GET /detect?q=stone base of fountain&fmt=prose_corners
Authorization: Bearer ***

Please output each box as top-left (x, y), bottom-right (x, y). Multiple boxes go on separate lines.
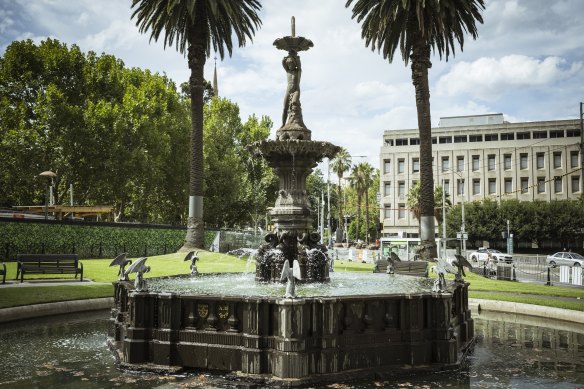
top-left (109, 276), bottom-right (474, 386)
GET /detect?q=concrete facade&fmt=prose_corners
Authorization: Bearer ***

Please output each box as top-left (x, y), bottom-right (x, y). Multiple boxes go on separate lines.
top-left (379, 115), bottom-right (582, 237)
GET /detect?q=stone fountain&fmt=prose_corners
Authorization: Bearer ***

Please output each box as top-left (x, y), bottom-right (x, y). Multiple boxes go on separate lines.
top-left (108, 18), bottom-right (474, 387)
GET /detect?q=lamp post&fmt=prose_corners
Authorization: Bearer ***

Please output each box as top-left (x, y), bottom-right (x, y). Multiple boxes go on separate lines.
top-left (580, 102), bottom-right (583, 194)
top-left (39, 170), bottom-right (57, 220)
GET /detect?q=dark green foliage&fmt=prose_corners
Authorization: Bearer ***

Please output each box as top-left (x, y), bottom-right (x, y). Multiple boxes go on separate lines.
top-left (446, 198), bottom-right (584, 249)
top-left (0, 220), bottom-right (216, 259)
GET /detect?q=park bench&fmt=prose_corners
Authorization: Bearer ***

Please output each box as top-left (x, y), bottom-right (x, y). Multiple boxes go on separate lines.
top-left (393, 261), bottom-right (428, 277)
top-left (0, 262), bottom-right (5, 284)
top-left (16, 254), bottom-right (83, 283)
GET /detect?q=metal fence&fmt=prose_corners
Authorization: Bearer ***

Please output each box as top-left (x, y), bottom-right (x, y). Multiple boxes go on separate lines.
top-left (469, 254), bottom-right (583, 287)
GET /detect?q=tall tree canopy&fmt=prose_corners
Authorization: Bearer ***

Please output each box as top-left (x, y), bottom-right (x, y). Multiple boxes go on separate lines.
top-left (346, 0), bottom-right (485, 259)
top-left (331, 148), bottom-right (352, 241)
top-left (131, 0), bottom-right (262, 250)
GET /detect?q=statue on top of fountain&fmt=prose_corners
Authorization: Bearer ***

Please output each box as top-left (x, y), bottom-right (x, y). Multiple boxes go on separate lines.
top-left (274, 16), bottom-right (313, 141)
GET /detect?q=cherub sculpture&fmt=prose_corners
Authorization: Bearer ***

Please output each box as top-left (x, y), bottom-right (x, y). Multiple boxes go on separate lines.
top-left (184, 250), bottom-right (200, 276)
top-left (280, 259), bottom-right (302, 298)
top-left (124, 256), bottom-right (150, 292)
top-left (109, 252), bottom-right (132, 281)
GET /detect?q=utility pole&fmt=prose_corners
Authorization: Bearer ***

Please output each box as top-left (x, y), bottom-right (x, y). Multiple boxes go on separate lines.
top-left (327, 160), bottom-right (332, 248)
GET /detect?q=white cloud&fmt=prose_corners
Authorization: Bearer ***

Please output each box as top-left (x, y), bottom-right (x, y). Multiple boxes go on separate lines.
top-left (436, 55), bottom-right (582, 100)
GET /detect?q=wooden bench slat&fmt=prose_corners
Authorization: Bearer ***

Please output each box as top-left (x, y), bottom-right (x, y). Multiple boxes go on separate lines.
top-left (16, 254), bottom-right (83, 283)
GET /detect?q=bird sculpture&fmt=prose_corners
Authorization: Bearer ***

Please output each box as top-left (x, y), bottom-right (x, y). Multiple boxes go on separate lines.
top-left (280, 259), bottom-right (302, 298)
top-left (432, 257), bottom-right (457, 293)
top-left (452, 254), bottom-right (473, 282)
top-left (109, 252), bottom-right (132, 281)
top-left (124, 256), bottom-right (150, 292)
top-left (386, 252), bottom-right (402, 274)
top-left (184, 250), bottom-right (200, 276)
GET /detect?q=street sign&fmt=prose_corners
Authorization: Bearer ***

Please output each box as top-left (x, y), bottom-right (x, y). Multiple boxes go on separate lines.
top-left (507, 236), bottom-right (513, 255)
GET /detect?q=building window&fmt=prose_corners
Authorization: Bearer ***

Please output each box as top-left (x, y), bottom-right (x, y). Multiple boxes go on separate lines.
top-left (432, 137), bottom-right (437, 144)
top-left (441, 156), bottom-right (449, 172)
top-left (488, 154), bottom-right (496, 171)
top-left (472, 155), bottom-right (480, 171)
top-left (537, 177), bottom-right (545, 193)
top-left (520, 153), bottom-right (528, 170)
top-left (567, 129), bottom-right (581, 137)
top-left (504, 178), bottom-right (512, 194)
top-left (572, 176), bottom-right (581, 193)
top-left (504, 154), bottom-right (512, 170)
top-left (488, 178), bottom-right (496, 195)
top-left (384, 159), bottom-right (391, 174)
top-left (554, 177), bottom-right (562, 193)
top-left (443, 179), bottom-right (450, 195)
top-left (553, 152), bottom-right (561, 169)
top-left (396, 138), bottom-right (408, 146)
top-left (384, 205), bottom-right (391, 219)
top-left (410, 138), bottom-right (420, 145)
top-left (398, 159), bottom-right (405, 173)
top-left (469, 135), bottom-right (483, 142)
top-left (517, 132), bottom-right (530, 140)
top-left (456, 156), bottom-right (464, 172)
top-left (412, 158), bottom-right (420, 173)
top-left (439, 136), bottom-right (452, 144)
top-left (398, 181), bottom-right (405, 198)
top-left (520, 177), bottom-right (528, 194)
top-left (384, 182), bottom-right (391, 196)
top-left (500, 133), bottom-right (514, 141)
top-left (533, 131), bottom-right (547, 139)
top-left (457, 179), bottom-right (465, 196)
top-left (550, 130), bottom-right (564, 138)
top-left (473, 179), bottom-right (480, 195)
top-left (571, 151), bottom-right (579, 168)
top-left (484, 134), bottom-right (498, 141)
top-left (398, 204), bottom-right (406, 219)
top-left (454, 135), bottom-right (467, 143)
top-left (536, 153), bottom-right (545, 169)
top-left (385, 139), bottom-right (394, 146)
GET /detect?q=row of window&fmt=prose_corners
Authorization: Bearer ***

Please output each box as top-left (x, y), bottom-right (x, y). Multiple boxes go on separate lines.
top-left (384, 129), bottom-right (581, 147)
top-left (383, 151), bottom-right (580, 174)
top-left (382, 176), bottom-right (581, 204)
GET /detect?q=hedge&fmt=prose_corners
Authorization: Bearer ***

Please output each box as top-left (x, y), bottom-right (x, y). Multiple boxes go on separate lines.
top-left (0, 219), bottom-right (216, 260)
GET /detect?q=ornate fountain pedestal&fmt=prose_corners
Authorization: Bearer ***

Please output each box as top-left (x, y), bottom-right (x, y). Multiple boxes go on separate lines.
top-left (109, 278), bottom-right (475, 386)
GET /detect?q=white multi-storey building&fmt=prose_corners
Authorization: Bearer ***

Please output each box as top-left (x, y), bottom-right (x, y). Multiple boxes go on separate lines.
top-left (379, 114), bottom-right (582, 238)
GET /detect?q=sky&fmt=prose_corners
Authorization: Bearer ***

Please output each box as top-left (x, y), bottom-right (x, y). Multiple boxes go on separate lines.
top-left (1, 0), bottom-right (583, 170)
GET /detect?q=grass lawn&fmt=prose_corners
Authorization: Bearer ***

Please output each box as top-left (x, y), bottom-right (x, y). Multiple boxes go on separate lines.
top-left (1, 253), bottom-right (582, 310)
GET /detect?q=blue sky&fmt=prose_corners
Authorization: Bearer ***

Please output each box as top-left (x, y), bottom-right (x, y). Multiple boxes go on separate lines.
top-left (1, 0), bottom-right (583, 168)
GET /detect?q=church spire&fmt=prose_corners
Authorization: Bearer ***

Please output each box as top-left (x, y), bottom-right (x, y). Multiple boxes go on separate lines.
top-left (212, 56), bottom-right (218, 97)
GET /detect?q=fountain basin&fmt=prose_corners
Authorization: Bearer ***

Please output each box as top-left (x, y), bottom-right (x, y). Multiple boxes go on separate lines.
top-left (109, 273), bottom-right (474, 386)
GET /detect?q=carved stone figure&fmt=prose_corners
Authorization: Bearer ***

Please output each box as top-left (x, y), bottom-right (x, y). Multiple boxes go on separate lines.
top-left (452, 254), bottom-right (473, 282)
top-left (124, 256), bottom-right (150, 292)
top-left (432, 257), bottom-right (456, 293)
top-left (280, 259), bottom-right (302, 298)
top-left (109, 252), bottom-right (131, 281)
top-left (184, 250), bottom-right (200, 276)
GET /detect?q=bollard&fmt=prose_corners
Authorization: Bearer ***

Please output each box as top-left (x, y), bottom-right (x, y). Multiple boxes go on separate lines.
top-left (483, 263), bottom-right (487, 278)
top-left (546, 267), bottom-right (551, 286)
top-left (512, 266), bottom-right (516, 281)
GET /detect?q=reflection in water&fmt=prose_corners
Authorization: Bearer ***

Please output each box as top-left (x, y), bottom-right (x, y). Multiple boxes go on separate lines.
top-left (0, 310), bottom-right (583, 388)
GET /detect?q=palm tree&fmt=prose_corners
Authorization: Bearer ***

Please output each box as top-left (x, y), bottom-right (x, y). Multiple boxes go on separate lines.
top-left (350, 162), bottom-right (375, 244)
top-left (406, 182), bottom-right (451, 235)
top-left (131, 0), bottom-right (262, 250)
top-left (330, 148), bottom-right (352, 242)
top-left (346, 0), bottom-right (484, 260)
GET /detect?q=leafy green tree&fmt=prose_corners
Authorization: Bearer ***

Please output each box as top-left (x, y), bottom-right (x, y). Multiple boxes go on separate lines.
top-left (131, 0), bottom-right (262, 250)
top-left (406, 181), bottom-right (450, 237)
top-left (346, 0), bottom-right (485, 260)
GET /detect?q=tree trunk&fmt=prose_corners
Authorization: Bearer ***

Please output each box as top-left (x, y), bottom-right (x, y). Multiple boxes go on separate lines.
top-left (337, 175), bottom-right (343, 240)
top-left (356, 193), bottom-right (362, 243)
top-left (365, 190), bottom-right (370, 245)
top-left (181, 10), bottom-right (207, 251)
top-left (411, 36), bottom-right (437, 260)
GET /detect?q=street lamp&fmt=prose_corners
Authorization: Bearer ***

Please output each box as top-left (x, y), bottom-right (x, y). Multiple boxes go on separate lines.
top-left (39, 170), bottom-right (57, 220)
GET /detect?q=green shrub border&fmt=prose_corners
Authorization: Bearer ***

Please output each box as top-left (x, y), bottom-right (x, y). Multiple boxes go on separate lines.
top-left (0, 219), bottom-right (216, 259)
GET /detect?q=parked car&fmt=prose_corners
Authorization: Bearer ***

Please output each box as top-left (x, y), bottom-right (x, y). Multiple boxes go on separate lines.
top-left (469, 248), bottom-right (513, 264)
top-left (545, 252), bottom-right (584, 268)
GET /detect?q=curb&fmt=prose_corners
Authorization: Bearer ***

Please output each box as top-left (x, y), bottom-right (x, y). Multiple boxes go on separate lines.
top-left (0, 297), bottom-right (113, 324)
top-left (469, 298), bottom-right (584, 324)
